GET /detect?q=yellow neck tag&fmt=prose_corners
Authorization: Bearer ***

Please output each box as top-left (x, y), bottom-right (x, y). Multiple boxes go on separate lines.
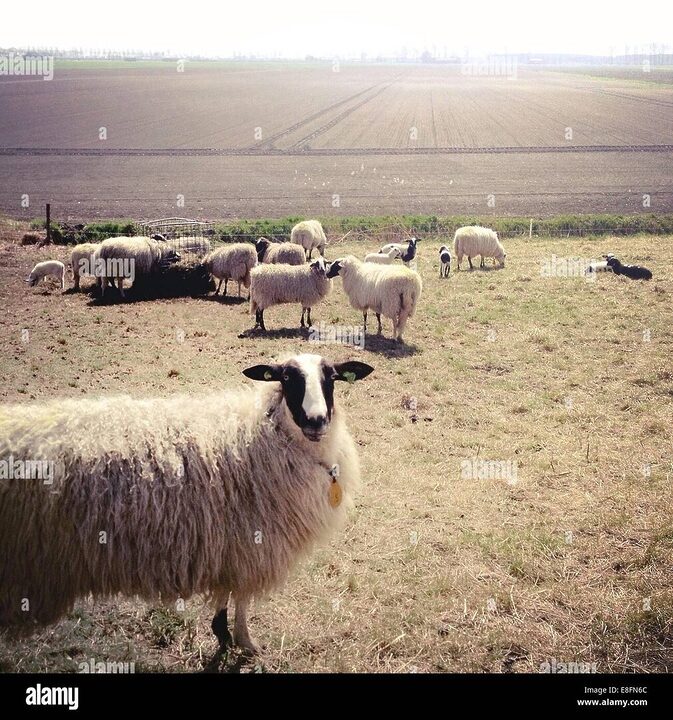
top-left (328, 479), bottom-right (343, 508)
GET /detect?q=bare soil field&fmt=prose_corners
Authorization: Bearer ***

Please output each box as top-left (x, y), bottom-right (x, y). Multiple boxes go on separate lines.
top-left (0, 219), bottom-right (671, 673)
top-left (0, 62), bottom-right (672, 218)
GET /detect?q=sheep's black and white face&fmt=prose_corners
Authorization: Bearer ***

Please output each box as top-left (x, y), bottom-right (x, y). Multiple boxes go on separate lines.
top-left (309, 258), bottom-right (328, 277)
top-left (243, 354), bottom-right (374, 441)
top-left (325, 259), bottom-right (343, 279)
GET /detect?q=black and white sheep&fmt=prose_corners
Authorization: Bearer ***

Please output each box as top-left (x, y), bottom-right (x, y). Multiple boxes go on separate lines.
top-left (605, 256), bottom-right (653, 280)
top-left (0, 353), bottom-right (374, 655)
top-left (439, 245), bottom-right (451, 278)
top-left (326, 256), bottom-right (422, 342)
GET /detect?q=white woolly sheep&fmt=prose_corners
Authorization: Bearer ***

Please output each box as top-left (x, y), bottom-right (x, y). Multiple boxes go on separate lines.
top-left (364, 248), bottom-right (400, 264)
top-left (249, 258), bottom-right (332, 331)
top-left (290, 220), bottom-right (327, 260)
top-left (326, 256), bottom-right (422, 342)
top-left (203, 243), bottom-right (257, 297)
top-left (0, 353), bottom-right (374, 655)
top-left (256, 238), bottom-right (306, 265)
top-left (70, 243), bottom-right (100, 290)
top-left (98, 236), bottom-right (180, 298)
top-left (380, 238), bottom-right (418, 267)
top-left (25, 260), bottom-right (65, 290)
top-left (439, 245), bottom-right (451, 278)
top-left (454, 226), bottom-right (505, 270)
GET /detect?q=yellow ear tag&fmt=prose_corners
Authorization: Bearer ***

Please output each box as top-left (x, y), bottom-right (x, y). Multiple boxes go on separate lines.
top-left (328, 464), bottom-right (342, 508)
top-left (342, 371), bottom-right (356, 384)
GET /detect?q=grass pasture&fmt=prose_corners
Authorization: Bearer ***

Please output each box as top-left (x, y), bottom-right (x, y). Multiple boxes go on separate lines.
top-left (0, 223), bottom-right (671, 673)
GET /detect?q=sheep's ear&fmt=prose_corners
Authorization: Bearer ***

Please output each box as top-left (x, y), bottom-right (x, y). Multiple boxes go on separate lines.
top-left (243, 363), bottom-right (282, 382)
top-left (334, 361), bottom-right (374, 383)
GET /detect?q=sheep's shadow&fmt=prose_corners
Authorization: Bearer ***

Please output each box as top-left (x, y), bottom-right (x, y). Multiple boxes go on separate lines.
top-left (238, 327), bottom-right (310, 341)
top-left (200, 646), bottom-right (257, 674)
top-left (201, 293), bottom-right (248, 306)
top-left (362, 333), bottom-right (419, 358)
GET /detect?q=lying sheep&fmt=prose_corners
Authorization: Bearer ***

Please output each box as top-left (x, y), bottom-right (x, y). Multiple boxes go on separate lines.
top-left (290, 220), bottom-right (327, 260)
top-left (70, 242), bottom-right (100, 290)
top-left (605, 256), bottom-right (653, 280)
top-left (249, 258), bottom-right (332, 331)
top-left (98, 236), bottom-right (180, 298)
top-left (25, 260), bottom-right (65, 290)
top-left (364, 248), bottom-right (400, 264)
top-left (256, 238), bottom-right (305, 265)
top-left (203, 243), bottom-right (257, 297)
top-left (326, 256), bottom-right (422, 342)
top-left (586, 260), bottom-right (611, 275)
top-left (454, 226), bottom-right (505, 270)
top-left (0, 353), bottom-right (374, 655)
top-left (439, 245), bottom-right (451, 278)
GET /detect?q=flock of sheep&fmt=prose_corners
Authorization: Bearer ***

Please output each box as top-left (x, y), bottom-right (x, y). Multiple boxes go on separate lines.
top-left (24, 221), bottom-right (510, 343)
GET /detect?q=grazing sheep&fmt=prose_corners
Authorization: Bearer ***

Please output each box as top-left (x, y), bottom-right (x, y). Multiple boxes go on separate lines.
top-left (98, 236), bottom-right (180, 298)
top-left (605, 256), bottom-right (652, 280)
top-left (249, 258), bottom-right (332, 331)
top-left (364, 248), bottom-right (400, 264)
top-left (203, 243), bottom-right (257, 297)
top-left (70, 243), bottom-right (100, 290)
top-left (256, 238), bottom-right (305, 265)
top-left (0, 353), bottom-right (374, 654)
top-left (290, 220), bottom-right (327, 260)
top-left (25, 260), bottom-right (65, 290)
top-left (454, 226), bottom-right (505, 270)
top-left (326, 256), bottom-right (422, 342)
top-left (439, 245), bottom-right (451, 278)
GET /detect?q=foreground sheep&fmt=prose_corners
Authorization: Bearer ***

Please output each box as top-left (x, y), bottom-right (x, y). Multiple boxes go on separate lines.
top-left (454, 226), bottom-right (505, 270)
top-left (605, 256), bottom-right (653, 280)
top-left (203, 243), bottom-right (257, 297)
top-left (25, 260), bottom-right (65, 290)
top-left (327, 256), bottom-right (422, 341)
top-left (364, 248), bottom-right (400, 264)
top-left (256, 238), bottom-right (305, 265)
top-left (0, 353), bottom-right (374, 654)
top-left (98, 236), bottom-right (180, 297)
top-left (70, 243), bottom-right (100, 290)
top-left (249, 258), bottom-right (331, 330)
top-left (290, 220), bottom-right (327, 260)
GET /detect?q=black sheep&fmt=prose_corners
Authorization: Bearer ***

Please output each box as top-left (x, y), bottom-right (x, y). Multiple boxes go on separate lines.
top-left (605, 257), bottom-right (652, 281)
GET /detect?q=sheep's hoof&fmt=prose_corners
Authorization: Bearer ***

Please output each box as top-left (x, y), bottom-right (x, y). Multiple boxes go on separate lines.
top-left (234, 635), bottom-right (261, 656)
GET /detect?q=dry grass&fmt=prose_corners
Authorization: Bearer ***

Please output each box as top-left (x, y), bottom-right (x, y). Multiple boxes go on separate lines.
top-left (0, 218), bottom-right (671, 673)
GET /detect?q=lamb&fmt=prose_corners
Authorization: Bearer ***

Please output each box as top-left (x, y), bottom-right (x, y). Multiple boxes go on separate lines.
top-left (380, 238), bottom-right (418, 267)
top-left (290, 220), bottom-right (327, 260)
top-left (98, 236), bottom-right (180, 297)
top-left (256, 238), bottom-right (306, 265)
top-left (0, 353), bottom-right (374, 655)
top-left (586, 260), bottom-right (611, 275)
top-left (326, 256), bottom-right (422, 342)
top-left (25, 260), bottom-right (65, 290)
top-left (249, 258), bottom-right (332, 331)
top-left (70, 242), bottom-right (100, 290)
top-left (439, 245), bottom-right (451, 278)
top-left (605, 256), bottom-right (652, 280)
top-left (203, 243), bottom-right (257, 297)
top-left (364, 248), bottom-right (400, 264)
top-left (453, 226), bottom-right (505, 270)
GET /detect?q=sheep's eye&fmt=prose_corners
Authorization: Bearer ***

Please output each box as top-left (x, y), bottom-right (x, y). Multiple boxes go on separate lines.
top-left (331, 372), bottom-right (339, 381)
top-left (282, 374), bottom-right (289, 382)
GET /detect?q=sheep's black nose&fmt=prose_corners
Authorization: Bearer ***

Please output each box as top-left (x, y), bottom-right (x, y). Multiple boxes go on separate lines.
top-left (305, 415), bottom-right (327, 430)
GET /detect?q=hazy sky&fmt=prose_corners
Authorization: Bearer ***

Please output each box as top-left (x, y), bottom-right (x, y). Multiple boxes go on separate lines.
top-left (1, 0), bottom-right (671, 57)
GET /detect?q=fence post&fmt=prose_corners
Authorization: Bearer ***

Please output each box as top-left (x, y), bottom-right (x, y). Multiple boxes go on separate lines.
top-left (45, 203), bottom-right (51, 244)
top-left (529, 218), bottom-right (533, 238)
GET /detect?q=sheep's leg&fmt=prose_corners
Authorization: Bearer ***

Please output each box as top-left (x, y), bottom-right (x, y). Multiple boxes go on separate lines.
top-left (237, 280), bottom-right (241, 297)
top-left (300, 308), bottom-right (306, 328)
top-left (363, 311), bottom-right (367, 332)
top-left (233, 596), bottom-right (260, 655)
top-left (117, 276), bottom-right (125, 298)
top-left (215, 278), bottom-right (223, 295)
top-left (468, 256), bottom-right (474, 270)
top-left (376, 313), bottom-right (382, 334)
top-left (73, 272), bottom-right (80, 290)
top-left (256, 309), bottom-right (266, 331)
top-left (307, 248), bottom-right (312, 260)
top-left (306, 307), bottom-right (312, 327)
top-left (211, 603), bottom-right (233, 649)
top-left (224, 279), bottom-right (228, 297)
